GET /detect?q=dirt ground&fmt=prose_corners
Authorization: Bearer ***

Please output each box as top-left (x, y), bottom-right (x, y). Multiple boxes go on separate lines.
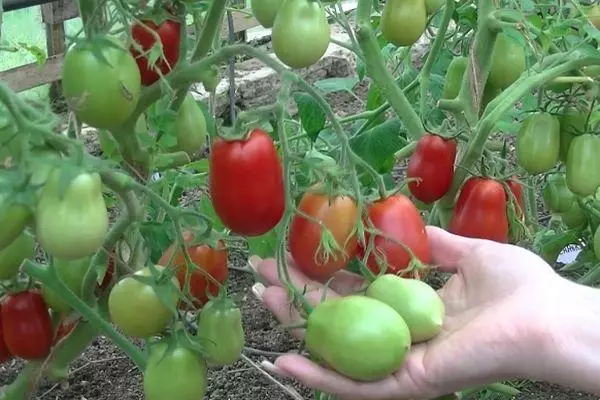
top-left (1, 57), bottom-right (599, 400)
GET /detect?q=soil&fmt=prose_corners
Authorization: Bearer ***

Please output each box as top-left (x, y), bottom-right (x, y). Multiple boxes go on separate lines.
top-left (2, 30), bottom-right (599, 400)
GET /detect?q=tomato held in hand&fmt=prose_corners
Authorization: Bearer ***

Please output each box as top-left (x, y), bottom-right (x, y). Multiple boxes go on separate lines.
top-left (62, 37), bottom-right (141, 130)
top-left (167, 94), bottom-right (207, 156)
top-left (36, 170), bottom-right (109, 260)
top-left (209, 129), bottom-right (285, 236)
top-left (108, 266), bottom-right (180, 338)
top-left (130, 18), bottom-right (181, 86)
top-left (196, 298), bottom-right (244, 365)
top-left (143, 342), bottom-right (208, 400)
top-left (2, 291), bottom-right (53, 360)
top-left (358, 195), bottom-right (431, 277)
top-left (442, 56), bottom-right (467, 99)
top-left (488, 33), bottom-right (526, 89)
top-left (566, 134), bottom-right (600, 197)
top-left (0, 306), bottom-right (11, 363)
top-left (0, 231), bottom-right (34, 280)
top-left (448, 177), bottom-right (509, 243)
top-left (407, 134), bottom-right (457, 204)
top-left (381, 0), bottom-right (427, 47)
top-left (158, 231), bottom-right (228, 309)
top-left (271, 0), bottom-right (330, 69)
top-left (251, 0), bottom-right (283, 28)
top-left (289, 191), bottom-right (359, 281)
top-left (516, 112), bottom-right (560, 175)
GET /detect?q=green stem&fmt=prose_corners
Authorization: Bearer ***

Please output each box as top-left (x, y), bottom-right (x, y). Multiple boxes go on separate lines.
top-left (46, 321), bottom-right (100, 380)
top-left (77, 0), bottom-right (97, 37)
top-left (394, 141), bottom-right (417, 162)
top-left (1, 363), bottom-right (41, 399)
top-left (526, 177), bottom-right (537, 226)
top-left (23, 261), bottom-right (147, 370)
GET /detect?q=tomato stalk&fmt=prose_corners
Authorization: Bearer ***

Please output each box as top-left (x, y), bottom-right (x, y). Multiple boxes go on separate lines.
top-left (22, 260), bottom-right (147, 369)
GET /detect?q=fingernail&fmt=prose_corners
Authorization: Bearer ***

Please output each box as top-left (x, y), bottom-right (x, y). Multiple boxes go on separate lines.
top-left (251, 282), bottom-right (266, 301)
top-left (248, 255), bottom-right (263, 271)
top-left (261, 360), bottom-right (289, 377)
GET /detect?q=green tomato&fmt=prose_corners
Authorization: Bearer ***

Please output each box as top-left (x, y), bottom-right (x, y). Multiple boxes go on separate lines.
top-left (143, 342), bottom-right (208, 400)
top-left (381, 0), bottom-right (427, 47)
top-left (271, 0), bottom-right (330, 69)
top-left (480, 82), bottom-right (501, 115)
top-left (516, 112), bottom-right (560, 175)
top-left (488, 33), bottom-right (526, 89)
top-left (108, 266), bottom-right (180, 338)
top-left (560, 199), bottom-right (587, 230)
top-left (62, 37), bottom-right (141, 130)
top-left (167, 94), bottom-right (207, 156)
top-left (583, 65), bottom-right (600, 78)
top-left (42, 257), bottom-right (90, 314)
top-left (0, 174), bottom-right (33, 252)
top-left (305, 295), bottom-right (411, 382)
top-left (442, 57), bottom-right (467, 100)
top-left (250, 0), bottom-right (283, 28)
top-left (542, 173), bottom-right (576, 214)
top-left (35, 170), bottom-right (109, 260)
top-left (559, 108), bottom-right (588, 162)
top-left (425, 0), bottom-right (443, 14)
top-left (594, 225), bottom-right (600, 260)
top-left (0, 231), bottom-right (34, 280)
top-left (589, 5), bottom-right (600, 30)
top-left (196, 298), bottom-right (245, 366)
top-left (566, 134), bottom-right (600, 197)
top-left (366, 274), bottom-right (444, 343)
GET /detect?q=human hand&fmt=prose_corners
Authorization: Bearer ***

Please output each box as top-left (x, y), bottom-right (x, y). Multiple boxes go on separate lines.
top-left (249, 225), bottom-right (575, 400)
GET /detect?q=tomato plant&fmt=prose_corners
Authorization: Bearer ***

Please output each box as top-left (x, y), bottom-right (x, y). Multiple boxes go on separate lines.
top-left (358, 195), bottom-right (431, 277)
top-left (108, 266), bottom-right (180, 338)
top-left (158, 231), bottom-right (228, 308)
top-left (271, 0), bottom-right (330, 69)
top-left (62, 37), bottom-right (141, 130)
top-left (251, 0), bottom-right (283, 28)
top-left (196, 298), bottom-right (244, 365)
top-left (1, 291), bottom-right (53, 360)
top-left (407, 134), bottom-right (457, 203)
top-left (289, 191), bottom-right (359, 281)
top-left (166, 94), bottom-right (207, 156)
top-left (0, 231), bottom-right (34, 280)
top-left (589, 5), bottom-right (600, 30)
top-left (488, 33), bottom-right (526, 89)
top-left (36, 171), bottom-right (109, 260)
top-left (560, 199), bottom-right (587, 229)
top-left (209, 128), bottom-right (285, 236)
top-left (143, 342), bottom-right (208, 400)
top-left (516, 112), bottom-right (560, 175)
top-left (381, 0), bottom-right (427, 47)
top-left (42, 257), bottom-right (90, 314)
top-left (449, 177), bottom-right (509, 243)
top-left (305, 295), bottom-right (411, 381)
top-left (130, 18), bottom-right (181, 86)
top-left (566, 134), bottom-right (600, 197)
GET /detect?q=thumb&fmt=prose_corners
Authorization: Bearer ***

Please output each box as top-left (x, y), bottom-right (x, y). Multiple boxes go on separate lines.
top-left (426, 226), bottom-right (479, 273)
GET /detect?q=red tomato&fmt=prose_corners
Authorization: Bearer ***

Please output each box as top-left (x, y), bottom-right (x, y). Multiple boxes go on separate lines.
top-left (158, 231), bottom-right (229, 309)
top-left (289, 192), bottom-right (359, 281)
top-left (358, 195), bottom-right (431, 277)
top-left (2, 291), bottom-right (53, 360)
top-left (130, 18), bottom-right (181, 86)
top-left (505, 176), bottom-right (525, 222)
top-left (448, 177), bottom-right (509, 243)
top-left (209, 129), bottom-right (285, 236)
top-left (0, 305), bottom-right (11, 363)
top-left (407, 134), bottom-right (457, 203)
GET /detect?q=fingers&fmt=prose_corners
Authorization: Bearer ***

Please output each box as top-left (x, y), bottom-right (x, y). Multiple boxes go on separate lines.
top-left (426, 226), bottom-right (478, 273)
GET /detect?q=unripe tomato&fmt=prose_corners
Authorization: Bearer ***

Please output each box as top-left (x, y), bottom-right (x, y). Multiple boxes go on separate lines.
top-left (36, 170), bottom-right (109, 260)
top-left (488, 33), bottom-right (526, 89)
top-left (516, 112), bottom-right (560, 175)
top-left (0, 306), bottom-right (11, 363)
top-left (130, 18), bottom-right (181, 86)
top-left (0, 231), bottom-right (34, 280)
top-left (209, 129), bottom-right (285, 236)
top-left (271, 0), bottom-right (330, 69)
top-left (366, 274), bottom-right (445, 343)
top-left (251, 0), bottom-right (283, 28)
top-left (0, 174), bottom-right (33, 252)
top-left (480, 82), bottom-right (501, 114)
top-left (143, 342), bottom-right (208, 400)
top-left (289, 191), bottom-right (359, 281)
top-left (42, 257), bottom-right (90, 314)
top-left (449, 177), bottom-right (509, 243)
top-left (589, 5), bottom-right (600, 29)
top-left (407, 134), bottom-right (457, 203)
top-left (196, 298), bottom-right (244, 366)
top-left (158, 231), bottom-right (228, 309)
top-left (542, 173), bottom-right (576, 214)
top-left (593, 225), bottom-right (600, 260)
top-left (167, 94), bottom-right (207, 156)
top-left (442, 57), bottom-right (467, 99)
top-left (1, 291), bottom-right (53, 360)
top-left (108, 266), bottom-right (180, 338)
top-left (381, 0), bottom-right (427, 47)
top-left (305, 295), bottom-right (411, 381)
top-left (425, 0), bottom-right (443, 14)
top-left (62, 37), bottom-right (141, 130)
top-left (560, 200), bottom-right (586, 229)
top-left (566, 134), bottom-right (600, 197)
top-left (559, 108), bottom-right (587, 162)
top-left (358, 195), bottom-right (431, 277)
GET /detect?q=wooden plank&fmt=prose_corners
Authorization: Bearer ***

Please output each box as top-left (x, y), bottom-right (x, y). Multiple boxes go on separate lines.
top-left (0, 54), bottom-right (65, 92)
top-left (221, 10), bottom-right (260, 38)
top-left (41, 0), bottom-right (78, 24)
